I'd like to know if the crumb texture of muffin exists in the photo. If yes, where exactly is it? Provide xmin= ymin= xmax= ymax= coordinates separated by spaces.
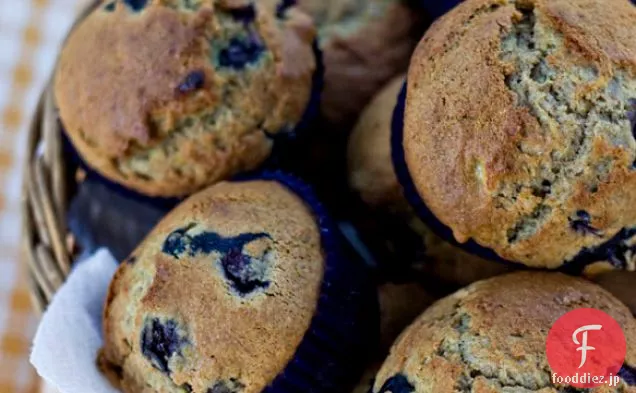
xmin=348 ymin=74 xmax=511 ymax=287
xmin=372 ymin=272 xmax=636 ymax=393
xmin=100 ymin=180 xmax=326 ymax=393
xmin=55 ymin=0 xmax=316 ymax=197
xmin=297 ymin=0 xmax=423 ymax=126
xmin=403 ymin=0 xmax=636 ymax=268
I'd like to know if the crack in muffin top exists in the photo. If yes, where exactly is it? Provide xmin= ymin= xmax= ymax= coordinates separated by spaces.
xmin=55 ymin=0 xmax=316 ymax=197
xmin=403 ymin=0 xmax=636 ymax=268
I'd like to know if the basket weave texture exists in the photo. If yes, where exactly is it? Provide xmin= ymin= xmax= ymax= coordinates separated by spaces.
xmin=22 ymin=1 xmax=97 ymax=314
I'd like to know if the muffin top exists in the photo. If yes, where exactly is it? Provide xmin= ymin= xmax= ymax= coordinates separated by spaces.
xmin=55 ymin=0 xmax=316 ymax=197
xmin=100 ymin=179 xmax=325 ymax=393
xmin=348 ymin=74 xmax=406 ymax=209
xmin=297 ymin=0 xmax=422 ymax=126
xmin=347 ymin=74 xmax=511 ymax=287
xmin=402 ymin=0 xmax=636 ymax=268
xmin=372 ymin=272 xmax=636 ymax=393
xmin=298 ymin=0 xmax=406 ymax=42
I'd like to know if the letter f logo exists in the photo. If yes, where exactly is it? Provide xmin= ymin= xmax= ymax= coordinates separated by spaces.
xmin=572 ymin=325 xmax=602 ymax=368
xmin=546 ymin=309 xmax=626 ymax=388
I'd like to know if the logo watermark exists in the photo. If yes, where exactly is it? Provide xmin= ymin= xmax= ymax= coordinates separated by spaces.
xmin=551 ymin=372 xmax=621 ymax=387
xmin=572 ymin=324 xmax=602 ymax=368
xmin=546 ymin=308 xmax=626 ymax=388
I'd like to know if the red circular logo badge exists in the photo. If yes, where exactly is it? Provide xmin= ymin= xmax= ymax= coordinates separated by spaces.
xmin=546 ymin=308 xmax=626 ymax=388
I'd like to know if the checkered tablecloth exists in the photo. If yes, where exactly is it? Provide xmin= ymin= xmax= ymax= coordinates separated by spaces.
xmin=0 ymin=0 xmax=90 ymax=392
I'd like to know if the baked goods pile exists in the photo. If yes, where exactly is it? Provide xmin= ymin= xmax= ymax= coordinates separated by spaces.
xmin=53 ymin=0 xmax=636 ymax=392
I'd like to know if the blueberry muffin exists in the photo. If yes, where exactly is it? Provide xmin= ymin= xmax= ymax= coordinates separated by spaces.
xmin=372 ymin=272 xmax=636 ymax=392
xmin=55 ymin=0 xmax=317 ymax=197
xmin=295 ymin=0 xmax=424 ymax=126
xmin=99 ymin=173 xmax=377 ymax=393
xmin=348 ymin=75 xmax=406 ymax=210
xmin=348 ymin=75 xmax=512 ymax=287
xmin=394 ymin=0 xmax=636 ymax=270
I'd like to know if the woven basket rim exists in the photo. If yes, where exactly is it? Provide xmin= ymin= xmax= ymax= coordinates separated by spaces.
xmin=21 ymin=0 xmax=99 ymax=314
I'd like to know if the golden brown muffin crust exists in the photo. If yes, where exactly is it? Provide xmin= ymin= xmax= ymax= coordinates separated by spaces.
xmin=348 ymin=75 xmax=406 ymax=209
xmin=373 ymin=272 xmax=636 ymax=392
xmin=56 ymin=1 xmax=315 ymax=197
xmin=404 ymin=0 xmax=636 ymax=268
xmin=347 ymin=73 xmax=512 ymax=287
xmin=101 ymin=180 xmax=325 ymax=393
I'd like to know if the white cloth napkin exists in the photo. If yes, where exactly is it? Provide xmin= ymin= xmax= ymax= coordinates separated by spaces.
xmin=41 ymin=382 xmax=61 ymax=393
xmin=30 ymin=249 xmax=120 ymax=393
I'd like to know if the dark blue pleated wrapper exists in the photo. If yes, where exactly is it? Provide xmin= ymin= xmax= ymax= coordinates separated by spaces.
xmin=65 ymin=42 xmax=324 ymax=261
xmin=413 ymin=0 xmax=465 ymax=19
xmin=391 ymin=81 xmax=636 ymax=275
xmin=260 ymin=41 xmax=324 ymax=170
xmin=390 ymin=82 xmax=515 ymax=266
xmin=619 ymin=364 xmax=636 ymax=386
xmin=231 ymin=171 xmax=379 ymax=393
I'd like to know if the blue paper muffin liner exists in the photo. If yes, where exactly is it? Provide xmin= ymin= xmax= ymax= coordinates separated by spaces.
xmin=261 ymin=40 xmax=325 ymax=169
xmin=619 ymin=364 xmax=636 ymax=386
xmin=390 ymin=82 xmax=514 ymax=264
xmin=391 ymin=82 xmax=636 ymax=275
xmin=66 ymin=175 xmax=169 ymax=262
xmin=233 ymin=171 xmax=379 ymax=393
xmin=413 ymin=0 xmax=464 ymax=19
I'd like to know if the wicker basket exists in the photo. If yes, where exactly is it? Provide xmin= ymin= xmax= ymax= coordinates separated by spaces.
xmin=21 ymin=1 xmax=636 ymax=320
xmin=21 ymin=1 xmax=98 ymax=314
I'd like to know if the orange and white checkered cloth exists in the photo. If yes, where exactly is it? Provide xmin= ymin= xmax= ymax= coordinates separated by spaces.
xmin=0 ymin=0 xmax=89 ymax=392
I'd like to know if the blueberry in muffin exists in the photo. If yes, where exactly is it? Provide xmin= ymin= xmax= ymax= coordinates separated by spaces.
xmin=56 ymin=0 xmax=318 ymax=197
xmin=140 ymin=318 xmax=189 ymax=375
xmin=99 ymin=172 xmax=378 ymax=393
xmin=348 ymin=75 xmax=512 ymax=287
xmin=375 ymin=374 xmax=414 ymax=393
xmin=162 ymin=228 xmax=271 ymax=294
xmin=292 ymin=0 xmax=425 ymax=127
xmin=372 ymin=272 xmax=636 ymax=392
xmin=394 ymin=0 xmax=636 ymax=270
